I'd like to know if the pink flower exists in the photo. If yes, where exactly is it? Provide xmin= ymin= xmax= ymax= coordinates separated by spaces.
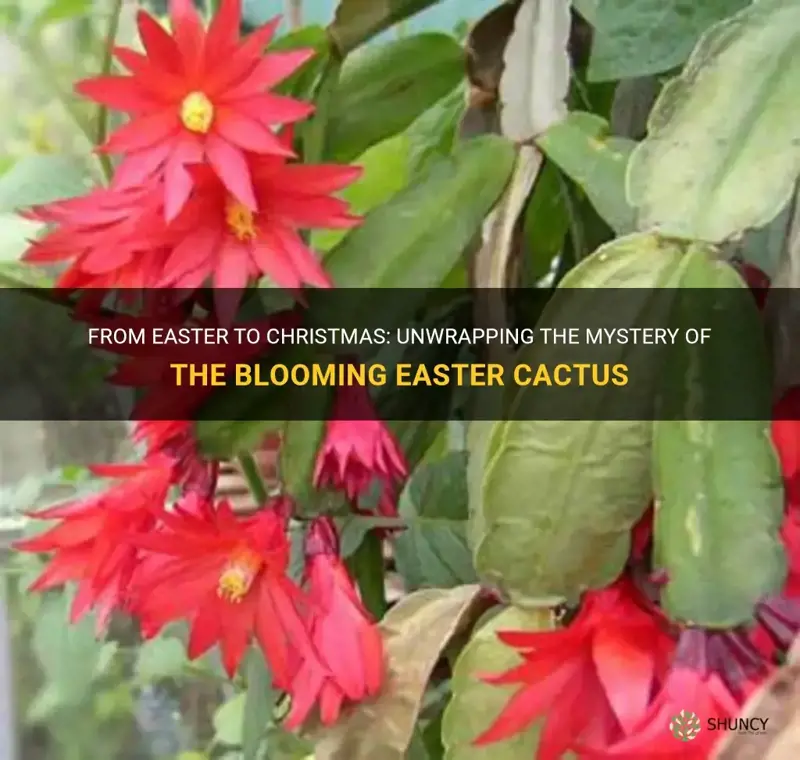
xmin=314 ymin=384 xmax=407 ymax=517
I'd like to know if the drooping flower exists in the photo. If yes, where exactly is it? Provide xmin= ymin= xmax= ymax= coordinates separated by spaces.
xmin=283 ymin=517 xmax=384 ymax=729
xmin=14 ymin=459 xmax=174 ymax=633
xmin=473 ymin=577 xmax=675 ymax=758
xmin=129 ymin=496 xmax=317 ymax=680
xmin=76 ymin=0 xmax=315 ymax=220
xmin=314 ymin=384 xmax=408 ymax=518
xmin=160 ymin=156 xmax=362 ymax=310
xmin=582 ymin=629 xmax=753 ymax=759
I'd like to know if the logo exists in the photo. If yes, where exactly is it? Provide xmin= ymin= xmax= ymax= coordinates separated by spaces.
xmin=670 ymin=710 xmax=702 ymax=742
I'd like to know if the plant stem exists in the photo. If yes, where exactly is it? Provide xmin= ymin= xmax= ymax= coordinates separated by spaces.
xmin=346 ymin=531 xmax=388 ymax=620
xmin=95 ymin=0 xmax=125 ymax=182
xmin=238 ymin=453 xmax=269 ymax=506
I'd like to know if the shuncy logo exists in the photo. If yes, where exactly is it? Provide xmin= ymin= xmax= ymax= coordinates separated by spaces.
xmin=670 ymin=710 xmax=702 ymax=741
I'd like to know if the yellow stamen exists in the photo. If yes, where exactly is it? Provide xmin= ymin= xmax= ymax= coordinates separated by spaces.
xmin=180 ymin=91 xmax=214 ymax=134
xmin=217 ymin=547 xmax=262 ymax=604
xmin=225 ymin=198 xmax=258 ymax=241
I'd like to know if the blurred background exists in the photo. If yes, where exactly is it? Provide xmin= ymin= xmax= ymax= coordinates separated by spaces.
xmin=0 ymin=1 xmax=490 ymax=759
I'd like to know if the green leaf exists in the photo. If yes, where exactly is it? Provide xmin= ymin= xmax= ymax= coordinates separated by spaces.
xmin=338 ymin=515 xmax=405 ymax=558
xmin=271 ymin=25 xmax=330 ymax=100
xmin=0 ymin=154 xmax=93 ymax=212
xmin=323 ymin=135 xmax=515 ymax=327
xmin=32 ymin=591 xmax=106 ymax=707
xmin=0 ymin=214 xmax=44 ymax=262
xmin=326 ymin=34 xmax=464 ymax=163
xmin=214 ymin=693 xmax=246 ymax=747
xmin=521 ymin=160 xmax=570 ymax=282
xmin=134 ymin=636 xmax=189 ymax=683
xmin=195 ymin=416 xmax=281 ymax=460
xmin=34 ymin=0 xmax=92 ymax=29
xmin=442 ymin=607 xmax=555 ymax=760
xmin=313 ymin=135 xmax=411 ymax=253
xmin=393 ymin=451 xmax=478 ymax=590
xmin=587 ymin=0 xmax=749 ymax=81
xmin=406 ymin=86 xmax=466 ymax=179
xmin=328 ymin=0 xmax=445 ymax=54
xmin=280 ymin=417 xmax=329 ymax=517
xmin=473 ymin=233 xmax=688 ymax=607
xmin=627 ymin=0 xmax=800 ymax=243
xmin=653 ymin=250 xmax=785 ymax=628
xmin=242 ymin=651 xmax=276 ymax=760
xmin=536 ymin=112 xmax=636 ymax=235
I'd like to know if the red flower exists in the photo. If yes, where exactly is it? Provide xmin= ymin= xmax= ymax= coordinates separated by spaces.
xmin=24 ymin=153 xmax=361 ymax=316
xmin=161 ymin=156 xmax=362 ymax=306
xmin=734 ymin=261 xmax=770 ymax=310
xmin=314 ymin=384 xmax=408 ymax=516
xmin=76 ymin=0 xmax=315 ymax=220
xmin=773 ymin=388 xmax=800 ymax=510
xmin=133 ymin=420 xmax=218 ymax=498
xmin=14 ymin=459 xmax=173 ymax=633
xmin=770 ymin=389 xmax=800 ymax=597
xmin=284 ymin=517 xmax=384 ymax=729
xmin=22 ymin=180 xmax=170 ymax=290
xmin=582 ymin=630 xmax=745 ymax=759
xmin=129 ymin=496 xmax=317 ymax=680
xmin=473 ymin=577 xmax=675 ymax=758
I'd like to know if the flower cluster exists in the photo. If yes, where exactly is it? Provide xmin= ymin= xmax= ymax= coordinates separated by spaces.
xmin=472 ymin=263 xmax=799 ymax=759
xmin=23 ymin=0 xmax=361 ymax=322
xmin=14 ymin=0 xmax=409 ymax=730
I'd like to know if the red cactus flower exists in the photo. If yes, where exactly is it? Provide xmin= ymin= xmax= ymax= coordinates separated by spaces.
xmin=773 ymin=387 xmax=800 ymax=510
xmin=24 ymin=153 xmax=361 ymax=317
xmin=582 ymin=629 xmax=749 ymax=759
xmin=14 ymin=459 xmax=173 ymax=633
xmin=161 ymin=156 xmax=362 ymax=308
xmin=22 ymin=180 xmax=170 ymax=290
xmin=129 ymin=496 xmax=317 ymax=680
xmin=314 ymin=384 xmax=408 ymax=517
xmin=76 ymin=0 xmax=315 ymax=220
xmin=283 ymin=517 xmax=384 ymax=729
xmin=473 ymin=577 xmax=675 ymax=758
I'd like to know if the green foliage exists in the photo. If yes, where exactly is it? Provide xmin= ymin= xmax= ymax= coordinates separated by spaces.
xmin=328 ymin=0 xmax=446 ymax=54
xmin=627 ymin=0 xmax=800 ymax=242
xmin=313 ymin=134 xmax=412 ymax=253
xmin=326 ymin=33 xmax=464 ymax=162
xmin=536 ymin=112 xmax=636 ymax=235
xmin=325 ymin=134 xmax=515 ymax=292
xmin=0 ymin=153 xmax=94 ymax=212
xmin=587 ymin=0 xmax=750 ymax=81
xmin=442 ymin=607 xmax=555 ymax=760
xmin=5 ymin=1 xmax=800 ymax=759
xmin=393 ymin=450 xmax=478 ymax=590
xmin=653 ymin=251 xmax=786 ymax=627
xmin=472 ymin=234 xmax=687 ymax=606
